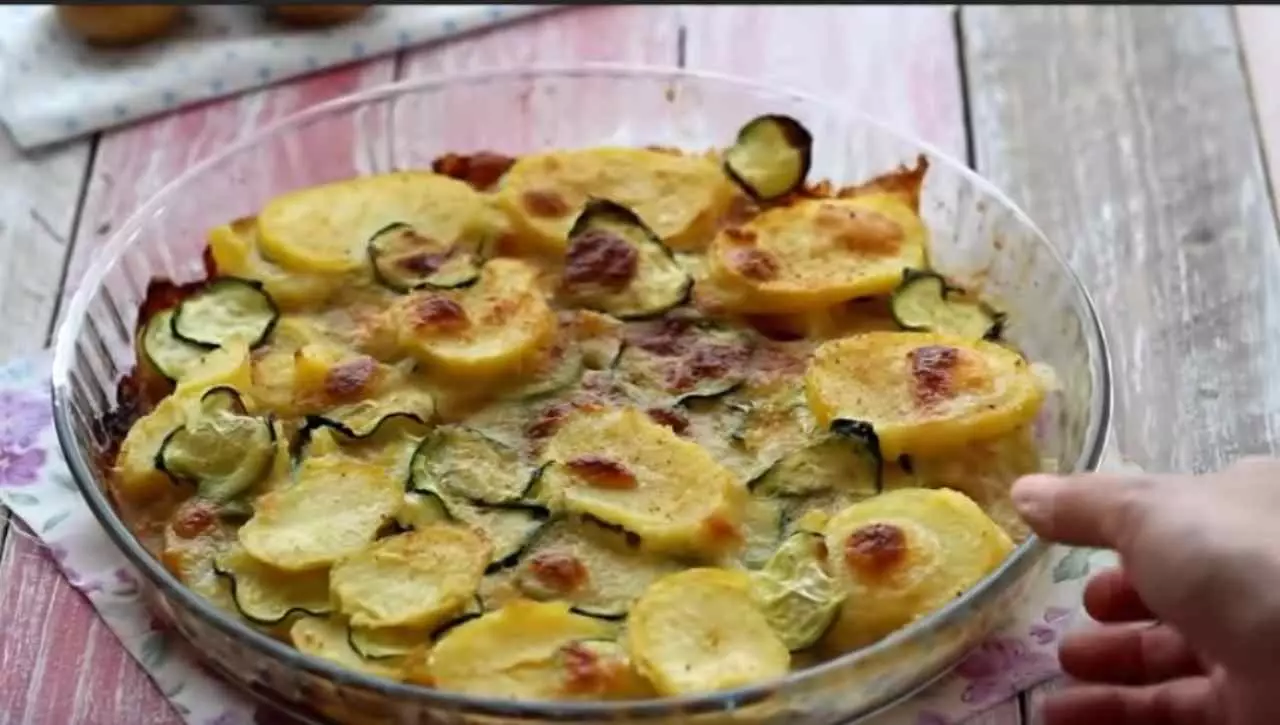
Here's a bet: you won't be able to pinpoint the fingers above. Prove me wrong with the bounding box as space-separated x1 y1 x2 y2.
1011 473 1160 552
1060 623 1203 685
1042 678 1215 725
1084 568 1154 623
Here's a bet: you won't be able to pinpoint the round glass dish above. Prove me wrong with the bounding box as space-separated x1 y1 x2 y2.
51 65 1111 725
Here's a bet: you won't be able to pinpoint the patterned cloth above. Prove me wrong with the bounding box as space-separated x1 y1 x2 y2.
0 4 559 149
0 352 1124 725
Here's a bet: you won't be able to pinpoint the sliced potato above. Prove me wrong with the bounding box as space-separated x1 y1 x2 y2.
496 147 735 254
330 525 489 629
113 393 190 502
290 616 404 681
428 600 619 700
804 332 1045 457
239 453 401 571
172 340 253 398
821 488 1014 651
208 217 343 310
539 407 744 557
394 258 557 380
349 624 435 660
706 194 927 314
627 568 789 695
213 544 332 625
258 171 493 274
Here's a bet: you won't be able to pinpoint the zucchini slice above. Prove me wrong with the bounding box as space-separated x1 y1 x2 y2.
347 597 483 660
558 200 692 320
290 616 404 681
462 502 552 574
512 518 681 621
891 269 1005 340
329 525 489 629
368 221 486 293
749 532 845 651
749 419 883 498
170 277 279 350
212 545 332 626
409 426 532 505
141 308 208 382
155 387 276 503
723 114 813 201
614 317 752 404
499 339 584 401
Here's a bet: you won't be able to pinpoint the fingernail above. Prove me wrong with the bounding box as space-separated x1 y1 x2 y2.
1011 474 1062 525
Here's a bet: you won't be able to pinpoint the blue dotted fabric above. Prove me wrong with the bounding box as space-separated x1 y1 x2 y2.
0 5 559 149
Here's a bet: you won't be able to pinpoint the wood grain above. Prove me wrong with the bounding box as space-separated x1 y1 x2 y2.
1236 6 1280 225
961 4 1279 718
678 5 968 160
0 59 397 725
962 5 1280 473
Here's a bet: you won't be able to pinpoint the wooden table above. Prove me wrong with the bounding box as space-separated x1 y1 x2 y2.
2 5 1278 724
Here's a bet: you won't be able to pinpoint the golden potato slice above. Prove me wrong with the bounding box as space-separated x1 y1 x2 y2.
627 568 789 695
804 332 1045 457
496 147 735 254
213 544 332 625
258 172 492 274
394 258 556 380
239 453 401 571
329 525 489 629
428 601 623 700
113 394 189 503
706 194 927 313
173 340 252 398
539 407 744 557
821 488 1014 651
290 616 404 681
208 217 343 310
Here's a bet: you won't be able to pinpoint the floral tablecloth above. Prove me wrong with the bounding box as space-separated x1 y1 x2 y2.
0 352 1122 725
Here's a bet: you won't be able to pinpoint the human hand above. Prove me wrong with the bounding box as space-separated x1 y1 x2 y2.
1011 458 1280 725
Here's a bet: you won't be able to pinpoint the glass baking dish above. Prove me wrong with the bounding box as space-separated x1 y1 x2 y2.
51 65 1111 725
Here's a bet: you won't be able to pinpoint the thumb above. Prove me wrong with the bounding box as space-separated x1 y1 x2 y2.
1011 473 1161 553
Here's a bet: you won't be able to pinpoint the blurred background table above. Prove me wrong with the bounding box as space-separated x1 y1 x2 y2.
4 5 1280 724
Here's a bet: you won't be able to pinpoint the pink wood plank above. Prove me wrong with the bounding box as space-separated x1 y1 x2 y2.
678 5 968 161
398 5 679 74
2 58 396 725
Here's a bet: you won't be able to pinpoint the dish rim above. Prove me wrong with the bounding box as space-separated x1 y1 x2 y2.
50 62 1113 720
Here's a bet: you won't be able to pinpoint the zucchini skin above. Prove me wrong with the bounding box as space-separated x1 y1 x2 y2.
366 221 486 294
723 114 814 201
891 268 1006 341
154 386 277 502
211 559 331 627
170 276 280 350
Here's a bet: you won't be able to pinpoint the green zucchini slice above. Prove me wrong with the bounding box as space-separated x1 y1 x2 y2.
512 518 681 621
723 114 813 201
614 318 752 404
749 419 883 498
409 426 533 505
738 496 786 570
141 308 208 382
749 532 845 651
156 387 276 503
463 502 552 574
891 269 1006 341
213 545 332 626
559 200 692 320
347 598 482 659
500 341 585 401
170 277 279 350
367 221 486 293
